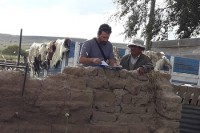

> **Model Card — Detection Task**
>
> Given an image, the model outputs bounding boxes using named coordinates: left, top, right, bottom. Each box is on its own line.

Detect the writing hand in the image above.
left=137, top=67, right=145, bottom=75
left=92, top=58, right=101, bottom=65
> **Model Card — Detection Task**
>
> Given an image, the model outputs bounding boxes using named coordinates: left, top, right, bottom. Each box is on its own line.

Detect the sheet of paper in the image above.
left=101, top=61, right=109, bottom=66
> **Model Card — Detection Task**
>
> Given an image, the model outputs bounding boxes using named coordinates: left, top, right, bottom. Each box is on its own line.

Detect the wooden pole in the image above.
left=17, top=29, right=22, bottom=65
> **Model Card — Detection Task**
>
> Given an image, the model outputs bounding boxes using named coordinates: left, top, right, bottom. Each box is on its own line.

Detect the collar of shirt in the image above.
left=131, top=54, right=140, bottom=59
left=130, top=54, right=140, bottom=65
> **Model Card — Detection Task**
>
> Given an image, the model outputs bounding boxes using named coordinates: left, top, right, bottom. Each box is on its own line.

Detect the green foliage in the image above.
left=113, top=0, right=150, bottom=38
left=2, top=45, right=28, bottom=57
left=166, top=0, right=200, bottom=38
left=112, top=0, right=157, bottom=50
left=112, top=0, right=200, bottom=49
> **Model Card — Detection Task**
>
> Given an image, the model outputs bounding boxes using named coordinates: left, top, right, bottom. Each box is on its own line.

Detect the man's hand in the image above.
left=112, top=62, right=118, bottom=67
left=137, top=67, right=145, bottom=75
left=92, top=58, right=102, bottom=65
left=109, top=59, right=118, bottom=67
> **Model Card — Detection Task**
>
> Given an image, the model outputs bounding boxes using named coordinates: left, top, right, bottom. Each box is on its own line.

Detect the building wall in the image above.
left=152, top=38, right=200, bottom=60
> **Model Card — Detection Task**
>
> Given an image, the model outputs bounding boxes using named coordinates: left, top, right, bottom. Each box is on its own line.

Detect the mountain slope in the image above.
left=0, top=33, right=128, bottom=50
left=0, top=33, right=87, bottom=46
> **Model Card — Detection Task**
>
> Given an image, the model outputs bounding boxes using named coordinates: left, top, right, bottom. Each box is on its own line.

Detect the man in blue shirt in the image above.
left=79, top=24, right=117, bottom=66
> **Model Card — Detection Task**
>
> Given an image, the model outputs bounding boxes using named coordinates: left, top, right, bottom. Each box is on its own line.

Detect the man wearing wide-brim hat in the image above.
left=120, top=39, right=154, bottom=75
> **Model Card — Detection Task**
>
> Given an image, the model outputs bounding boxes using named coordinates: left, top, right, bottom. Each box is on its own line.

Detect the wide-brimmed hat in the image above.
left=127, top=39, right=145, bottom=50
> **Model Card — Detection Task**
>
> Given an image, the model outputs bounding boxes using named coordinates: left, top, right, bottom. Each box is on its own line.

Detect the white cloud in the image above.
left=0, top=0, right=126, bottom=43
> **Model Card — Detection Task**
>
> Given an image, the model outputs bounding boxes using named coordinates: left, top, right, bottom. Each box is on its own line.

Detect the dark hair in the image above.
left=97, top=24, right=112, bottom=35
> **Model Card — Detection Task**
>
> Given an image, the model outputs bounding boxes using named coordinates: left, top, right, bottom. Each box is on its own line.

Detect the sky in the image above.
left=0, top=0, right=127, bottom=43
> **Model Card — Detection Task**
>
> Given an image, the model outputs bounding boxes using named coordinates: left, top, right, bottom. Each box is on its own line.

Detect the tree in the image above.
left=145, top=0, right=156, bottom=50
left=2, top=45, right=28, bottom=57
left=112, top=0, right=200, bottom=50
left=111, top=0, right=160, bottom=50
left=166, top=0, right=200, bottom=38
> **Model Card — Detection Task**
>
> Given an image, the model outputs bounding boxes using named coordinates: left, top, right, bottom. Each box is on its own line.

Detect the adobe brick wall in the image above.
left=0, top=67, right=181, bottom=133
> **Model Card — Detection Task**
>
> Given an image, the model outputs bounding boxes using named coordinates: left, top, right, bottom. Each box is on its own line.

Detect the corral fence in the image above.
left=173, top=85, right=200, bottom=133
left=0, top=61, right=29, bottom=96
left=64, top=42, right=200, bottom=87
left=45, top=40, right=200, bottom=87
left=32, top=38, right=200, bottom=132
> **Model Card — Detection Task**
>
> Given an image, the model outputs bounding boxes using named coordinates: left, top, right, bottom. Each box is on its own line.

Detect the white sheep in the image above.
left=143, top=51, right=172, bottom=71
left=154, top=52, right=172, bottom=71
